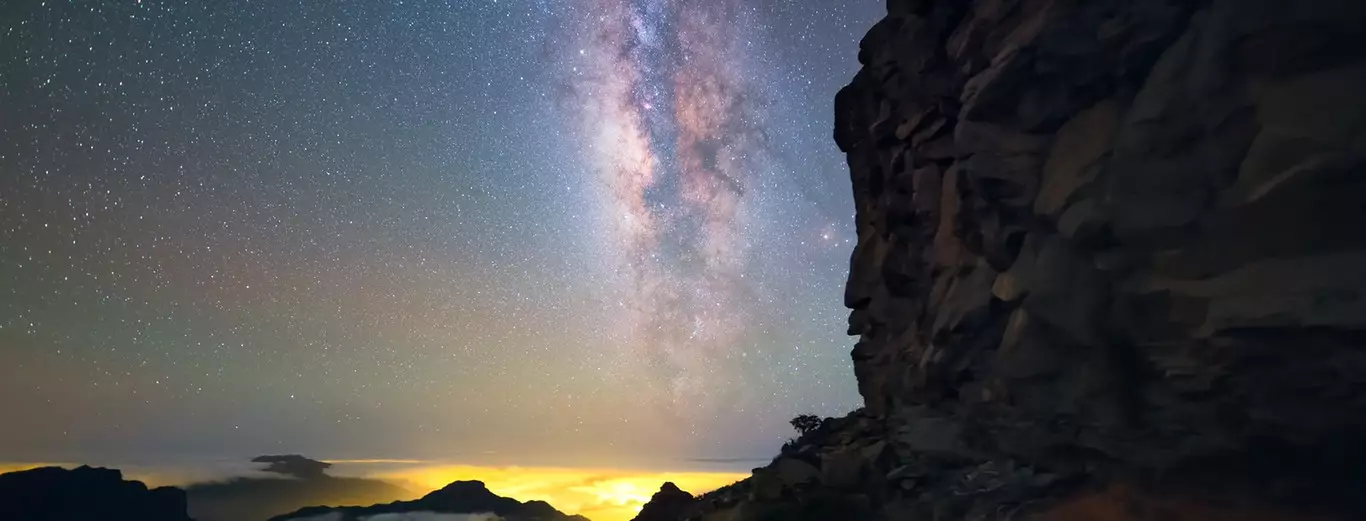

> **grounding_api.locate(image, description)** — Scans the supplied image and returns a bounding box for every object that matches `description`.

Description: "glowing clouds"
[371,464,743,521]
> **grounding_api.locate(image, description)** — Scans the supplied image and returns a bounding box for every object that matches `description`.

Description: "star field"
[0,0,884,469]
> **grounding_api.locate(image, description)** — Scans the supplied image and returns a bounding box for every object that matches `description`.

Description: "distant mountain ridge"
[184,454,412,521]
[269,479,589,521]
[0,465,194,521]
[0,459,589,521]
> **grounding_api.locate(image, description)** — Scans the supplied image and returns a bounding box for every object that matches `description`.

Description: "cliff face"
[841,0,1366,515]
[636,0,1366,520]
[843,0,1366,476]
[841,0,1366,464]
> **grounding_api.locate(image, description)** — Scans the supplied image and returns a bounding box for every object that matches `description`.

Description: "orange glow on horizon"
[1,461,747,521]
[0,462,71,475]
[372,464,746,521]
[0,462,237,489]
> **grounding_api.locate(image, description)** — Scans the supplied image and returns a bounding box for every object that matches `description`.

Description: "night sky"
[0,0,883,472]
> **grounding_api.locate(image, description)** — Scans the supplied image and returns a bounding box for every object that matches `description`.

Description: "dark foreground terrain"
[0,466,193,521]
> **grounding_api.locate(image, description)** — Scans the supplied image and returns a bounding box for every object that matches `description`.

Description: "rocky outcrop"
[632,482,696,521]
[650,0,1366,519]
[0,465,195,521]
[269,480,588,521]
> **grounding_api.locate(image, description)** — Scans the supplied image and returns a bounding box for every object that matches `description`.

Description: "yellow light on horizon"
[371,464,745,521]
[0,462,72,475]
[0,462,221,489]
[0,460,747,521]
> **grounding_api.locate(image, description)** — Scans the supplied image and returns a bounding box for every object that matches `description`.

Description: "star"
[0,0,885,470]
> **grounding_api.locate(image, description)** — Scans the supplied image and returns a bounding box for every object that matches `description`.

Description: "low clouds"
[366,463,744,521]
[184,456,412,521]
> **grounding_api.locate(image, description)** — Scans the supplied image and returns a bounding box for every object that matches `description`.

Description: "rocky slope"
[0,465,195,521]
[636,0,1366,519]
[632,482,696,521]
[269,479,588,521]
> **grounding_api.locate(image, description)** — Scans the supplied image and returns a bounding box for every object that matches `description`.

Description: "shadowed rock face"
[0,466,194,521]
[640,0,1366,519]
[632,483,696,521]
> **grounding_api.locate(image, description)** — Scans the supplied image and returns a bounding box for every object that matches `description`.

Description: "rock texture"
[636,0,1366,519]
[0,465,195,521]
[269,479,588,521]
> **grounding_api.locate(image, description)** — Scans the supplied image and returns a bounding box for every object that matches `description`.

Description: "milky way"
[0,0,884,467]
[565,0,774,411]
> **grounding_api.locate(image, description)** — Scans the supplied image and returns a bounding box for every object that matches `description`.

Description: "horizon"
[1,457,749,521]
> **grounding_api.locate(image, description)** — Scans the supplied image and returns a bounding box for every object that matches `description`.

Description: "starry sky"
[0,0,883,472]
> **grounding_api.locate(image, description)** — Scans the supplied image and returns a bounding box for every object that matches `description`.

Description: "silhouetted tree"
[789,414,823,436]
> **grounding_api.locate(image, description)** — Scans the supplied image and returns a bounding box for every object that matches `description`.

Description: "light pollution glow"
[0,461,746,521]
[371,464,744,521]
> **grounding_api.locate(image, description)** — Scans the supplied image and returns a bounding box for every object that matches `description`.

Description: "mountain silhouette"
[186,455,412,521]
[0,465,193,521]
[269,479,589,521]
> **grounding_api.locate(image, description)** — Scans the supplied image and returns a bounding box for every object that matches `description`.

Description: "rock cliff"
[0,465,195,521]
[636,0,1366,519]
